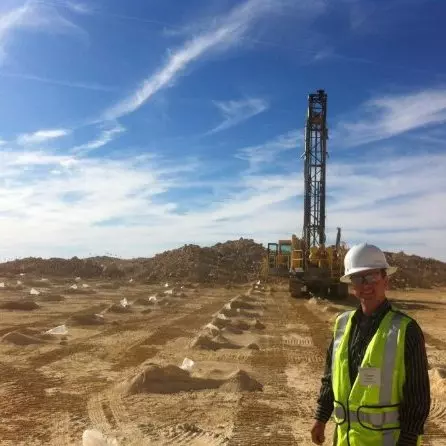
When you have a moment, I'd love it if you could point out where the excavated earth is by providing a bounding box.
[1,239,446,289]
[0,242,445,445]
[0,278,444,445]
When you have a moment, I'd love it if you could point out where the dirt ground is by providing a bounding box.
[0,277,445,445]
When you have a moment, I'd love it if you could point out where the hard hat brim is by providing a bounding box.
[340,266,398,283]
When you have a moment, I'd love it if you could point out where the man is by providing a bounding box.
[311,243,430,445]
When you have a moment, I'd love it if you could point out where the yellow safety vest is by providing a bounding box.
[331,309,422,446]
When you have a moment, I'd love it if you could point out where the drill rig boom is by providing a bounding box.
[303,89,328,267]
[264,89,348,299]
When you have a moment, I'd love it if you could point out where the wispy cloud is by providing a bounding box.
[335,87,446,147]
[17,128,70,145]
[0,71,118,92]
[0,0,86,64]
[72,122,125,155]
[208,98,269,134]
[103,0,298,120]
[1,129,446,260]
[235,130,300,172]
[63,1,93,15]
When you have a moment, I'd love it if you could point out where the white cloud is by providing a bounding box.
[208,98,269,134]
[335,87,446,147]
[1,126,445,261]
[235,130,300,172]
[72,122,125,155]
[17,128,70,145]
[0,1,86,63]
[104,0,301,120]
[64,1,93,15]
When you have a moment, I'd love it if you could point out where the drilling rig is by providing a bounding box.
[265,89,348,299]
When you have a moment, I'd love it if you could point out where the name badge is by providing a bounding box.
[359,367,381,386]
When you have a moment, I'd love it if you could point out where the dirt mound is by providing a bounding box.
[107,304,132,313]
[220,306,240,317]
[0,300,40,311]
[126,364,262,395]
[137,238,265,284]
[191,334,240,351]
[211,316,232,329]
[0,239,264,284]
[126,364,222,394]
[233,320,251,331]
[2,331,44,346]
[133,298,151,306]
[2,242,444,288]
[38,294,65,302]
[0,257,104,278]
[252,319,265,330]
[229,297,255,310]
[385,252,446,289]
[219,370,263,392]
[69,313,105,326]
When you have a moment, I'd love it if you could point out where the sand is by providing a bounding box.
[0,278,444,444]
[126,363,262,395]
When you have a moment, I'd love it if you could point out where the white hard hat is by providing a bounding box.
[340,243,397,283]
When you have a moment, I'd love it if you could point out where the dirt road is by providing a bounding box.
[0,279,445,445]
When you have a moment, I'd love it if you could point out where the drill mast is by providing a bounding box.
[303,89,328,260]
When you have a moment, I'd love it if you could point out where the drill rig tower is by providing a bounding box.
[264,89,348,299]
[303,89,328,267]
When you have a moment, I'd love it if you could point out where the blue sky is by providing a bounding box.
[1,0,446,261]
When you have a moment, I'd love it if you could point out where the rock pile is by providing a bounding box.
[385,251,446,289]
[138,238,265,284]
[0,241,445,289]
[0,257,103,278]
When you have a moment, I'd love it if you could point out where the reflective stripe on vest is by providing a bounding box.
[331,311,405,429]
[332,310,353,380]
[333,405,399,426]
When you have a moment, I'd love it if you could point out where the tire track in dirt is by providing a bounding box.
[87,289,239,444]
[86,393,115,434]
[423,398,446,445]
[160,424,228,445]
[227,289,296,445]
[0,361,85,443]
[49,411,71,446]
[282,333,314,347]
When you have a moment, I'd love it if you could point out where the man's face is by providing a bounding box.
[350,269,388,302]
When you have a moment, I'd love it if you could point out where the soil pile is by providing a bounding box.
[0,300,40,311]
[219,370,263,392]
[138,238,265,284]
[1,241,445,289]
[126,364,263,395]
[107,303,132,313]
[191,334,240,351]
[0,257,104,278]
[385,252,446,289]
[69,313,106,326]
[126,364,222,394]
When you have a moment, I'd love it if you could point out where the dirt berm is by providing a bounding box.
[0,240,445,289]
